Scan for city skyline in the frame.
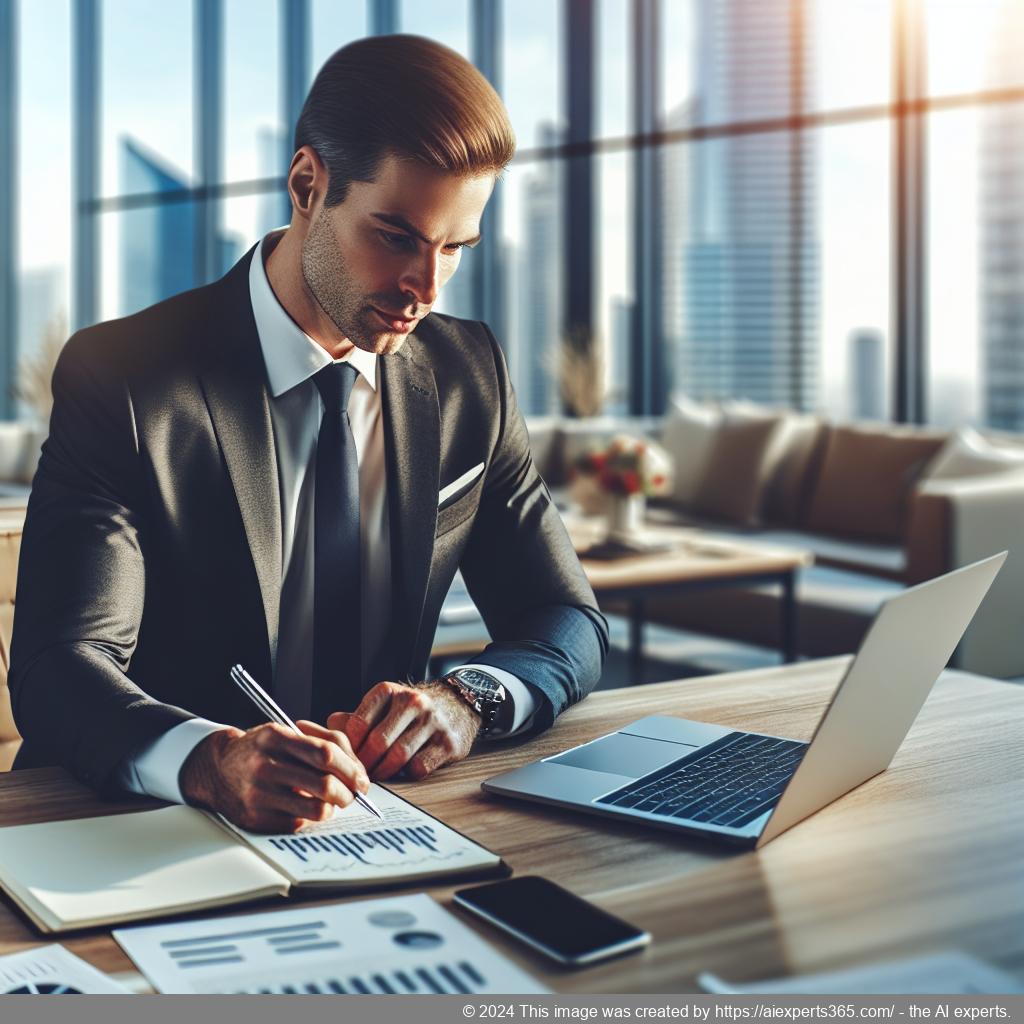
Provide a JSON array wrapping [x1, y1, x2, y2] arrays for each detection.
[[8, 0, 1024, 432], [980, 0, 1024, 431]]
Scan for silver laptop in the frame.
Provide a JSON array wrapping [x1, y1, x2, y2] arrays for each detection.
[[483, 553, 1006, 849]]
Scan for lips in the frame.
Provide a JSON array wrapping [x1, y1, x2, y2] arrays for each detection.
[[371, 307, 417, 333]]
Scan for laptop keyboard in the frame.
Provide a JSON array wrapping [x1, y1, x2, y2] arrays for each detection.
[[594, 731, 808, 829]]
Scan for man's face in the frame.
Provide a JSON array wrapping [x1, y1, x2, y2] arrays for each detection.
[[301, 153, 495, 355]]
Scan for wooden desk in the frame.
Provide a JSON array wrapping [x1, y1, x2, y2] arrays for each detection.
[[0, 657, 1021, 993]]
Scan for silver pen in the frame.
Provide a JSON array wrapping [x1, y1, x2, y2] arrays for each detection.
[[229, 662, 384, 820]]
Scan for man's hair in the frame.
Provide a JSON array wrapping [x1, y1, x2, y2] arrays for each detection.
[[294, 34, 516, 207]]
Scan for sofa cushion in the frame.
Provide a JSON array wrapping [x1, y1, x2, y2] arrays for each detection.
[[610, 563, 903, 661], [760, 416, 829, 526], [692, 409, 783, 526], [644, 506, 906, 579], [804, 425, 945, 542], [525, 417, 563, 482], [754, 528, 905, 579], [0, 423, 44, 486], [924, 425, 1024, 482], [659, 396, 721, 509]]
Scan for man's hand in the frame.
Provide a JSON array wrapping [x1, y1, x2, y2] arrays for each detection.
[[328, 681, 481, 781], [179, 720, 370, 833]]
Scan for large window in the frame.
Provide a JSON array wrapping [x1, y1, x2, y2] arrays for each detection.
[[924, 1, 1024, 430], [100, 0, 193, 321], [16, 0, 72, 419], [400, 0, 469, 57], [3, 1, 1024, 432]]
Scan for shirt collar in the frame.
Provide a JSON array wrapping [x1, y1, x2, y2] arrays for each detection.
[[249, 231, 378, 398]]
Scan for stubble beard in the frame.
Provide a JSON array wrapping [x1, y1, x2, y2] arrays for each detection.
[[301, 208, 409, 356]]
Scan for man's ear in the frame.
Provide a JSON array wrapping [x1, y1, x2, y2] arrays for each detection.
[[287, 145, 325, 222]]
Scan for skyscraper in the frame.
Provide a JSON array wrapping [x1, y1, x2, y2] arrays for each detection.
[[517, 124, 563, 415], [437, 241, 476, 320], [606, 297, 633, 415], [681, 0, 820, 410], [980, 1, 1024, 430], [661, 101, 695, 401], [848, 328, 885, 422], [120, 138, 196, 316]]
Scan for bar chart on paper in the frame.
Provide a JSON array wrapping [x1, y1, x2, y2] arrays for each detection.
[[230, 785, 499, 884], [114, 894, 547, 994], [268, 823, 446, 867]]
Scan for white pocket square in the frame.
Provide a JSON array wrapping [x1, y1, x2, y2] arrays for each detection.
[[438, 462, 485, 507]]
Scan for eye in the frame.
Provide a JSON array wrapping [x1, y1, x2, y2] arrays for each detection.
[[442, 243, 465, 256], [378, 230, 415, 251]]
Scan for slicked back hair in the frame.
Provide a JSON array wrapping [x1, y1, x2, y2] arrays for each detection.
[[294, 34, 516, 207]]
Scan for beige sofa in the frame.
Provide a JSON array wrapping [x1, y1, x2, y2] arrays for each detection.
[[0, 514, 24, 770], [526, 407, 1024, 679]]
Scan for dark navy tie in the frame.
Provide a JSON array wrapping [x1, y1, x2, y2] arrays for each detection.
[[312, 361, 361, 724]]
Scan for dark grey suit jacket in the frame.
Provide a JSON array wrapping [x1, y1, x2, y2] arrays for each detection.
[[9, 249, 608, 793]]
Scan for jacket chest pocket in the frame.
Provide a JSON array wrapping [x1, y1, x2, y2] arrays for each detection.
[[436, 465, 485, 537]]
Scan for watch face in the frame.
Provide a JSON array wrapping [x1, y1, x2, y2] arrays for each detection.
[[455, 669, 500, 695]]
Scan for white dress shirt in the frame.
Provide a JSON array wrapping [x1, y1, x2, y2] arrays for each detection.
[[117, 232, 536, 803]]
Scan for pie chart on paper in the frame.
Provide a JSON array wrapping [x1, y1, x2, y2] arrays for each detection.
[[5, 981, 84, 994]]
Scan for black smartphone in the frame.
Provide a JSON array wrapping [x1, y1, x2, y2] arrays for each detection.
[[452, 875, 651, 967]]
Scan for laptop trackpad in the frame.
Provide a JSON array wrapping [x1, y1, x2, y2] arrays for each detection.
[[547, 733, 696, 778]]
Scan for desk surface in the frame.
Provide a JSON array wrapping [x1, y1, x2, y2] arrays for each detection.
[[0, 657, 1021, 993]]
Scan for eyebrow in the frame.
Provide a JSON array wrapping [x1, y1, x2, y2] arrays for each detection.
[[371, 212, 481, 248]]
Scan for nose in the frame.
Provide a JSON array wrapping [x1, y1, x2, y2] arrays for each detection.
[[398, 249, 441, 309]]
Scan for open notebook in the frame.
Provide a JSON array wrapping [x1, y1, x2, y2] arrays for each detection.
[[0, 785, 507, 933]]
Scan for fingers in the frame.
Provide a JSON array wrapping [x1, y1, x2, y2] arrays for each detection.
[[406, 736, 454, 781], [235, 754, 348, 830], [294, 720, 369, 792], [214, 756, 335, 833], [195, 724, 375, 835], [326, 711, 353, 734], [353, 688, 434, 775], [329, 682, 396, 751], [268, 759, 358, 811], [259, 722, 369, 794], [328, 682, 478, 781], [266, 787, 334, 823], [296, 718, 356, 756], [369, 720, 434, 781]]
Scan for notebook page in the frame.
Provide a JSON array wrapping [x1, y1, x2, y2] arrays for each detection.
[[223, 784, 500, 886], [0, 805, 288, 930]]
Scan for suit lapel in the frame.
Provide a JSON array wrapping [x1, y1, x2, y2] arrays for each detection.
[[380, 340, 440, 676], [197, 254, 283, 673]]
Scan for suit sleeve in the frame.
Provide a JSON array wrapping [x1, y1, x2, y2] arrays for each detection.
[[9, 332, 195, 792], [456, 323, 609, 736]]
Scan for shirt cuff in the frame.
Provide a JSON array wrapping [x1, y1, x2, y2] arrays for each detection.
[[452, 664, 538, 738], [115, 718, 229, 804]]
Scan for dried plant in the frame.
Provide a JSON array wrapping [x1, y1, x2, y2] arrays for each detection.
[[547, 325, 606, 418], [14, 310, 66, 422]]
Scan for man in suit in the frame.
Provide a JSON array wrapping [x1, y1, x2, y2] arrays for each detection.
[[9, 35, 607, 833]]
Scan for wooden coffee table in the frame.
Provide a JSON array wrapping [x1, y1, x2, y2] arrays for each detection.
[[566, 517, 813, 678]]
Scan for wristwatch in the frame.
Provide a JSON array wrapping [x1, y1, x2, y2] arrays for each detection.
[[440, 668, 508, 736]]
